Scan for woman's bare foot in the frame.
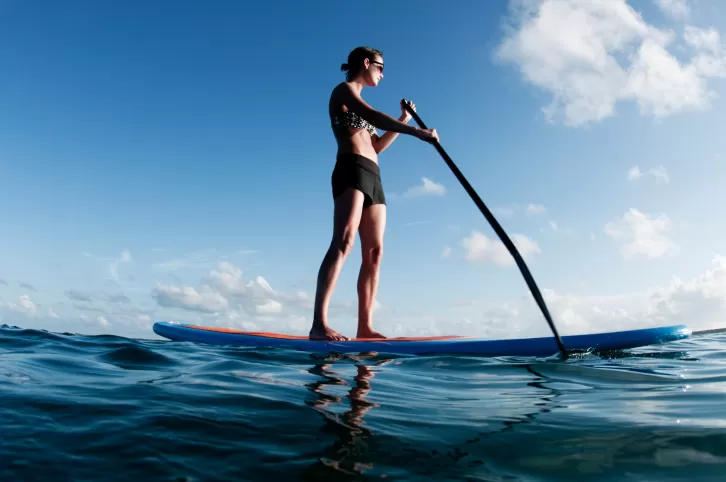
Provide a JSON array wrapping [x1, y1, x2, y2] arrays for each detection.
[[309, 323, 349, 341], [356, 328, 386, 339]]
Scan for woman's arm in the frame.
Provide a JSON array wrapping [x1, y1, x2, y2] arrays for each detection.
[[372, 111, 412, 154], [336, 83, 421, 136]]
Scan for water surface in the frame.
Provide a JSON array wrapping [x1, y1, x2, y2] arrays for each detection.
[[2, 324, 725, 480]]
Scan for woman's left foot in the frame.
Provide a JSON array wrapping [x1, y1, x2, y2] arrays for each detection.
[[356, 328, 386, 339]]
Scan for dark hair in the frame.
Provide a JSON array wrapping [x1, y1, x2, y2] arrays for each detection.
[[340, 46, 383, 81]]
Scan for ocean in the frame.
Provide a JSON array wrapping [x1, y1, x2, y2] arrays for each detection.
[[2, 324, 725, 481]]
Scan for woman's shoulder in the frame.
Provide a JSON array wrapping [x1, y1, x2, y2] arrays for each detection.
[[330, 82, 352, 109], [331, 81, 353, 96]]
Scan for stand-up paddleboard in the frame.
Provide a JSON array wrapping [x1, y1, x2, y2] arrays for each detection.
[[152, 321, 691, 356]]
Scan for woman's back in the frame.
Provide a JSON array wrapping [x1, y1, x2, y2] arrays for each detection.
[[329, 82, 379, 162]]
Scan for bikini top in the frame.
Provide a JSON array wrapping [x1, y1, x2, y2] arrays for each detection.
[[331, 110, 376, 136]]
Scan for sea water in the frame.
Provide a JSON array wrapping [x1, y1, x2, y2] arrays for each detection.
[[2, 324, 725, 481]]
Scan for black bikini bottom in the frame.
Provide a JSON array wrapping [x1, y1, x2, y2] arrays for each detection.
[[331, 153, 386, 207]]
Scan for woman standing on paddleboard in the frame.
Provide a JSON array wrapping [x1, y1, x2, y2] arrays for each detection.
[[309, 46, 439, 341]]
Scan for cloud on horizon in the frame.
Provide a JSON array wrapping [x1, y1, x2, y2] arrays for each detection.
[[2, 252, 726, 339]]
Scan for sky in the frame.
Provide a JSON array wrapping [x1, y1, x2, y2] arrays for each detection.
[[2, 0, 726, 340]]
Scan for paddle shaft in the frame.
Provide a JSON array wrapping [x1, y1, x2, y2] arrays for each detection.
[[402, 99, 567, 356]]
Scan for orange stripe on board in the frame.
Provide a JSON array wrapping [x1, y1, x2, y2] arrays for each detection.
[[185, 325, 467, 342]]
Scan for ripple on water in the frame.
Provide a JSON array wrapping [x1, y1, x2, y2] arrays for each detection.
[[2, 326, 726, 480]]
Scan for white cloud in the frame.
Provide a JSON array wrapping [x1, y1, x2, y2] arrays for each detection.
[[256, 300, 282, 314], [0, 277, 7, 285], [569, 254, 726, 334], [655, 0, 691, 20], [4, 295, 37, 315], [109, 249, 131, 280], [496, 0, 726, 126], [650, 166, 669, 182], [208, 264, 310, 317], [16, 296, 36, 314], [648, 255, 726, 326], [403, 177, 446, 198], [0, 295, 155, 335], [605, 208, 678, 259], [685, 25, 724, 60], [204, 262, 279, 307], [461, 231, 541, 265], [204, 262, 246, 296], [628, 166, 643, 180], [526, 203, 546, 215], [442, 246, 452, 258], [143, 261, 361, 335], [9, 250, 726, 341], [151, 262, 301, 321], [629, 164, 670, 183], [152, 282, 228, 313], [406, 253, 726, 339]]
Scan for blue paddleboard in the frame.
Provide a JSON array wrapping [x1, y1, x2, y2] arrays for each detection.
[[152, 321, 691, 356]]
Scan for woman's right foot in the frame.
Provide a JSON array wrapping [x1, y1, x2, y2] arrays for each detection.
[[309, 324, 349, 341]]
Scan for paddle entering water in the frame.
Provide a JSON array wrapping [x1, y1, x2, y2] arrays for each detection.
[[402, 99, 567, 357]]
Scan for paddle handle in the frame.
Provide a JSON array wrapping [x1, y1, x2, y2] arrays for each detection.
[[402, 99, 567, 356]]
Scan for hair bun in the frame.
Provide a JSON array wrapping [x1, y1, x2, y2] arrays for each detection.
[[340, 63, 349, 71]]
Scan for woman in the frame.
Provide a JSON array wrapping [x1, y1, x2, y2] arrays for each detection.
[[309, 46, 439, 341]]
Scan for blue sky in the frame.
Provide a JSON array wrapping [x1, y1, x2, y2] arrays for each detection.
[[2, 0, 726, 339]]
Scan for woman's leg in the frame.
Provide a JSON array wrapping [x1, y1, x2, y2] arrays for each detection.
[[356, 203, 386, 339], [310, 187, 366, 341]]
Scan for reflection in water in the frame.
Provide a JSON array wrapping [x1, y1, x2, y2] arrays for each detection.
[[299, 357, 576, 480], [301, 355, 390, 479], [298, 353, 693, 480]]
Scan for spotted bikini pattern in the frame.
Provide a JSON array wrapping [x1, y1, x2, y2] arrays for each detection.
[[331, 110, 376, 136]]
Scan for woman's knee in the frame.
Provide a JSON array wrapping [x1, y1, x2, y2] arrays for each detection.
[[363, 243, 383, 267], [332, 228, 357, 256]]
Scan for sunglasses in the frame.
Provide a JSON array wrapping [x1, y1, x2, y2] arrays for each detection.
[[369, 60, 384, 73]]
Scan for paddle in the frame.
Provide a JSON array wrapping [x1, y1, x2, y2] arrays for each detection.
[[402, 99, 567, 357]]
